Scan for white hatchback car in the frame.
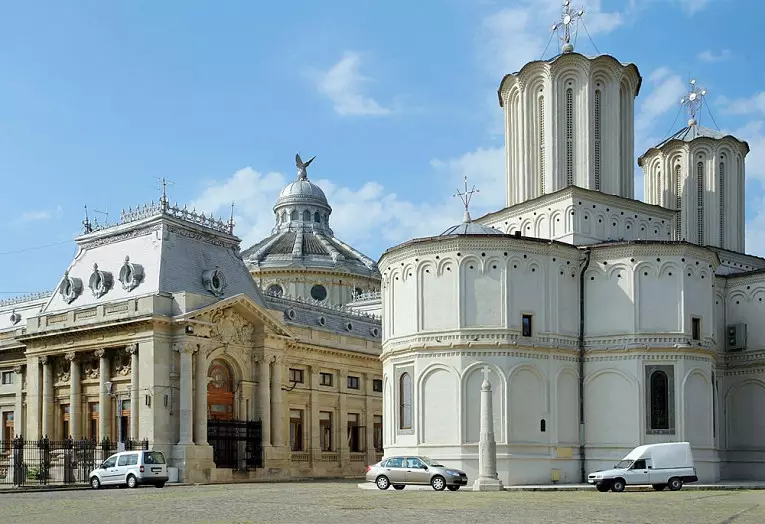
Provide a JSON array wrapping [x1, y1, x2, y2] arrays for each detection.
[[89, 450, 168, 489]]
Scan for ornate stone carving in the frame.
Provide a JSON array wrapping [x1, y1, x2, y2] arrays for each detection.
[[65, 351, 77, 362], [173, 341, 198, 354], [94, 348, 105, 359], [210, 309, 254, 346], [39, 355, 50, 366], [55, 358, 70, 383], [9, 310, 21, 326], [202, 267, 227, 297], [88, 263, 114, 298], [13, 365, 22, 375], [114, 351, 131, 376], [118, 256, 145, 292], [83, 357, 100, 380], [125, 344, 138, 355], [59, 271, 83, 304]]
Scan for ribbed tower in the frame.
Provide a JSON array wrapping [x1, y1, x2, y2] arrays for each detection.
[[638, 80, 750, 252], [497, 3, 642, 207]]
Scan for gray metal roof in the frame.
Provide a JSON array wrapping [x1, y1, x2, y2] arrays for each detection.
[[440, 221, 503, 236], [654, 124, 728, 149]]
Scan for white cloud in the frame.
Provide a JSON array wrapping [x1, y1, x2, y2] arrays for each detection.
[[698, 49, 731, 62], [717, 92, 765, 116], [317, 52, 391, 117], [636, 68, 686, 134], [13, 206, 63, 226], [677, 0, 712, 14]]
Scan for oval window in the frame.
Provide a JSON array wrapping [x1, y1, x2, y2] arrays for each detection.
[[311, 284, 327, 301]]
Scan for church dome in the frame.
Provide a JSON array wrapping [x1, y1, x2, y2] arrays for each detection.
[[275, 178, 330, 210], [440, 221, 503, 236]]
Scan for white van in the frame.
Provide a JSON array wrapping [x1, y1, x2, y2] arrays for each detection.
[[587, 442, 698, 492], [89, 450, 168, 489]]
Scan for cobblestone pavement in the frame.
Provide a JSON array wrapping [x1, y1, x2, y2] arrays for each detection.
[[0, 482, 763, 524]]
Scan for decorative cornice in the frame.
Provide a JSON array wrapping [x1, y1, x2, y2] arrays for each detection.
[[0, 291, 52, 307], [80, 223, 161, 249]]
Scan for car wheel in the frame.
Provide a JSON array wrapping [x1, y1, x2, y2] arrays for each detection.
[[155, 482, 166, 489], [596, 482, 611, 492], [431, 475, 446, 491], [376, 475, 390, 490], [126, 474, 137, 489], [393, 485, 405, 490], [447, 485, 460, 491], [610, 479, 626, 493], [668, 477, 683, 491], [652, 483, 667, 491], [90, 477, 101, 490]]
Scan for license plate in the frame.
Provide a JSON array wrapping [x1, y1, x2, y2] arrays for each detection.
[[151, 467, 162, 473]]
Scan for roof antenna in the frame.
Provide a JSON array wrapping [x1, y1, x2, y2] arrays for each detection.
[[82, 205, 92, 234]]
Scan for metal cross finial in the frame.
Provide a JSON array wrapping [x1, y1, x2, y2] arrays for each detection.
[[552, 0, 585, 54], [680, 79, 708, 126], [227, 202, 236, 234], [454, 176, 479, 223], [155, 177, 174, 211]]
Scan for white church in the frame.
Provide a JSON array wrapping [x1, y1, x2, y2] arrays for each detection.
[[377, 7, 765, 484]]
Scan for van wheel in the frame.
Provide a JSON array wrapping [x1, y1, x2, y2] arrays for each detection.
[[126, 474, 137, 489], [652, 483, 667, 491], [668, 477, 683, 491], [375, 475, 390, 490], [610, 479, 626, 493], [392, 485, 405, 490], [90, 477, 101, 490], [596, 482, 611, 492]]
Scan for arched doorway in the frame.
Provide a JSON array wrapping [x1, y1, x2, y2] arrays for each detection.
[[207, 359, 234, 420]]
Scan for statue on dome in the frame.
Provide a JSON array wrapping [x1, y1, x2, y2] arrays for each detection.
[[296, 153, 316, 180]]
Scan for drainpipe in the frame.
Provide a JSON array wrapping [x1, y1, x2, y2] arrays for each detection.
[[578, 248, 592, 483]]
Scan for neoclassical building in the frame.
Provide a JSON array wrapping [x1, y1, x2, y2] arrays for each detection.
[[0, 167, 384, 483], [379, 27, 765, 484]]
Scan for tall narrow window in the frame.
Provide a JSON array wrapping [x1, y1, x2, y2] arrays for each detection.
[[566, 87, 574, 186], [697, 160, 705, 244], [656, 168, 662, 207], [593, 89, 602, 191], [675, 165, 682, 239], [399, 373, 412, 430], [719, 155, 725, 248], [538, 94, 546, 195], [649, 370, 670, 430]]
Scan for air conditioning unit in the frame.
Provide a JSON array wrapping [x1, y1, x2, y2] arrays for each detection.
[[726, 323, 747, 351]]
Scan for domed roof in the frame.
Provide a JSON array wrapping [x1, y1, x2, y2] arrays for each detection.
[[638, 121, 750, 165], [439, 210, 503, 236], [275, 178, 330, 209]]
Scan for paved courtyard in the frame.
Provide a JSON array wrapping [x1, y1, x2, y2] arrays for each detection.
[[0, 482, 763, 523]]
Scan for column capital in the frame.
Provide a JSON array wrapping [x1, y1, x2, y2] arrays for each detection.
[[125, 343, 138, 355], [39, 355, 50, 366], [13, 365, 23, 375], [269, 354, 283, 364], [65, 351, 78, 362], [94, 348, 106, 358], [173, 341, 198, 355]]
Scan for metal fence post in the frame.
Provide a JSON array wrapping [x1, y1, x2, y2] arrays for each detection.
[[12, 436, 24, 486]]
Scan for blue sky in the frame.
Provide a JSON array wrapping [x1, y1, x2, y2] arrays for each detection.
[[1, 0, 764, 298]]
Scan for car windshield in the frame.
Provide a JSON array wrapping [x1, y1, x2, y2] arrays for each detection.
[[420, 457, 444, 467], [614, 460, 633, 469], [143, 451, 166, 465]]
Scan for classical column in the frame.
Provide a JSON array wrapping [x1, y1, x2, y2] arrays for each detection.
[[270, 356, 284, 449], [13, 365, 23, 437], [194, 345, 208, 446], [95, 349, 110, 442], [126, 345, 139, 441], [66, 352, 81, 440], [338, 370, 348, 465], [175, 343, 196, 445], [41, 356, 52, 438], [258, 356, 271, 446], [309, 368, 320, 459], [364, 373, 375, 465]]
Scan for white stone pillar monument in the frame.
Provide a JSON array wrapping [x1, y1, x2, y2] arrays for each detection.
[[126, 344, 139, 441], [472, 367, 504, 491]]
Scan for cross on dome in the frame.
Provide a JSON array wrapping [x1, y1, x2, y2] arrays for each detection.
[[552, 0, 585, 54], [454, 176, 479, 223], [680, 79, 708, 127]]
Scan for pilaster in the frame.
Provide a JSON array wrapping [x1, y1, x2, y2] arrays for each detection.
[[13, 365, 24, 438], [25, 355, 40, 438], [258, 356, 272, 448], [338, 369, 349, 465], [270, 355, 284, 454], [95, 348, 110, 441], [41, 356, 53, 438], [309, 368, 321, 463], [66, 352, 81, 439], [173, 342, 196, 445], [364, 373, 375, 466], [194, 342, 208, 446], [126, 344, 139, 441]]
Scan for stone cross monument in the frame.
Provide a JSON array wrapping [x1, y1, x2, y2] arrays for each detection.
[[472, 366, 504, 491]]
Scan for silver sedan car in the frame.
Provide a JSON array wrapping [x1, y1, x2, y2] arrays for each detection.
[[365, 456, 468, 491]]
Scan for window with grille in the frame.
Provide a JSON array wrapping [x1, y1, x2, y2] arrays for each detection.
[[675, 165, 682, 238], [566, 87, 574, 186], [538, 94, 545, 194], [594, 89, 601, 191], [697, 160, 704, 244], [719, 156, 725, 248]]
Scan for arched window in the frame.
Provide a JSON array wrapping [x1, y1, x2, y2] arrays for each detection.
[[399, 373, 412, 430], [719, 155, 725, 248], [266, 284, 283, 297], [593, 89, 601, 191], [281, 211, 287, 223], [656, 167, 662, 207], [290, 209, 298, 221], [675, 164, 682, 238], [649, 370, 669, 430], [314, 211, 320, 223], [538, 93, 546, 195], [565, 87, 574, 186], [697, 160, 705, 244], [302, 210, 311, 222]]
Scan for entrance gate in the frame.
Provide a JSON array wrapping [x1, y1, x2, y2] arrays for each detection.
[[207, 419, 263, 471]]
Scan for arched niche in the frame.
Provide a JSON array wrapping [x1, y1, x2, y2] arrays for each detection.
[[208, 358, 235, 420]]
